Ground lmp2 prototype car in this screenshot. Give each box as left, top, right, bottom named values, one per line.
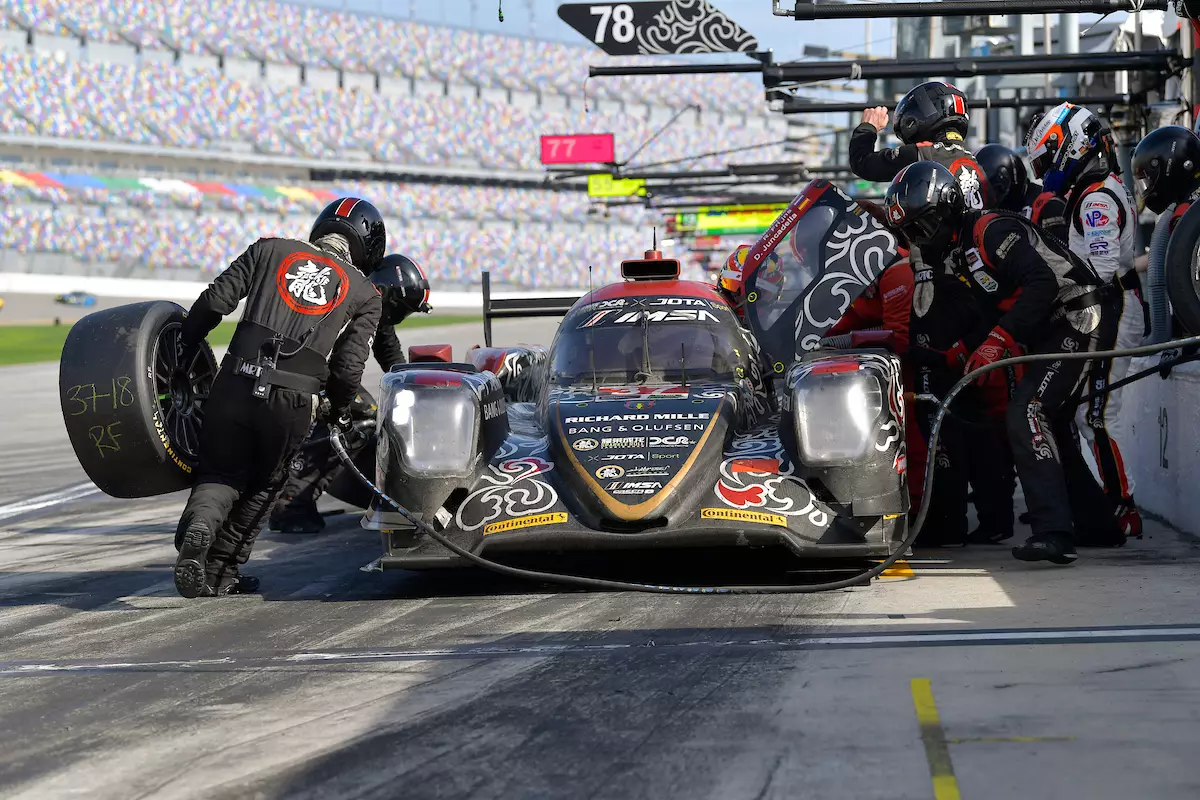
left=363, top=180, right=911, bottom=569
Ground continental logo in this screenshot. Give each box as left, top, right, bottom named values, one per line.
left=701, top=508, right=786, bottom=527
left=483, top=512, right=568, bottom=536
left=152, top=410, right=192, bottom=474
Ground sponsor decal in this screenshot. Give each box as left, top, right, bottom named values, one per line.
left=153, top=411, right=192, bottom=474
left=995, top=233, right=1020, bottom=259
left=1084, top=210, right=1110, bottom=227
left=602, top=436, right=646, bottom=448
left=652, top=452, right=683, bottom=460
left=578, top=309, right=615, bottom=328
left=1089, top=240, right=1109, bottom=253
left=606, top=480, right=662, bottom=496
left=483, top=399, right=504, bottom=420
left=973, top=271, right=1000, bottom=293
left=646, top=297, right=708, bottom=306
left=625, top=400, right=655, bottom=410
left=483, top=512, right=568, bottom=536
left=915, top=268, right=933, bottom=283
left=564, top=413, right=708, bottom=424
left=609, top=309, right=721, bottom=324
left=625, top=466, right=671, bottom=478
left=568, top=426, right=612, bottom=435
left=649, top=435, right=691, bottom=447
left=964, top=248, right=986, bottom=272
left=621, top=423, right=707, bottom=432
left=596, top=464, right=625, bottom=480
left=573, top=438, right=598, bottom=451
left=595, top=453, right=645, bottom=462
left=883, top=284, right=908, bottom=301
left=701, top=508, right=787, bottom=527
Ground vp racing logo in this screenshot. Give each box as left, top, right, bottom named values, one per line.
left=276, top=251, right=349, bottom=315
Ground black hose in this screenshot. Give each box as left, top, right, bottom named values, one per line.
left=331, top=334, right=1200, bottom=594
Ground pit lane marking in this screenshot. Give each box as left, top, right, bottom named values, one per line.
left=3, top=624, right=1200, bottom=675
left=0, top=482, right=101, bottom=522
left=911, top=679, right=962, bottom=800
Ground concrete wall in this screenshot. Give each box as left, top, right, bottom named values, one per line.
left=306, top=66, right=339, bottom=90
left=32, top=33, right=80, bottom=58
left=1122, top=358, right=1200, bottom=536
left=86, top=41, right=137, bottom=65
left=343, top=70, right=376, bottom=93
left=224, top=56, right=261, bottom=82
left=379, top=75, right=412, bottom=96
left=140, top=48, right=175, bottom=66
left=179, top=52, right=219, bottom=72
left=0, top=28, right=26, bottom=51
left=265, top=61, right=302, bottom=87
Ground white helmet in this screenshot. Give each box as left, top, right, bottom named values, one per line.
left=1024, top=102, right=1111, bottom=194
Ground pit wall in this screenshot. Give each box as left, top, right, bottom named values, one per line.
left=0, top=272, right=578, bottom=309
left=1121, top=358, right=1200, bottom=537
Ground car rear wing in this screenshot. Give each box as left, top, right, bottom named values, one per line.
left=481, top=270, right=583, bottom=347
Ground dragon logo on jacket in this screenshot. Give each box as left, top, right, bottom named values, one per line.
left=455, top=438, right=560, bottom=531
left=797, top=212, right=898, bottom=351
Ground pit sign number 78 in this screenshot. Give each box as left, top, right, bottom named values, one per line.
left=590, top=4, right=635, bottom=43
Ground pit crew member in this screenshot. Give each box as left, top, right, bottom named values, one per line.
left=885, top=161, right=1123, bottom=564
left=270, top=253, right=431, bottom=533
left=172, top=197, right=385, bottom=597
left=1026, top=102, right=1144, bottom=538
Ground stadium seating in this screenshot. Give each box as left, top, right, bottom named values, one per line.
left=0, top=0, right=784, bottom=288
left=0, top=0, right=766, bottom=111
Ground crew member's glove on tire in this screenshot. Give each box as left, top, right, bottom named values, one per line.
left=965, top=326, right=1022, bottom=386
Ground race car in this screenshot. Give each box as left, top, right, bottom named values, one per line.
left=55, top=291, right=96, bottom=307
left=363, top=181, right=912, bottom=569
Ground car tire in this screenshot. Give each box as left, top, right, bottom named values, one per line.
left=1165, top=201, right=1200, bottom=336
left=59, top=301, right=218, bottom=498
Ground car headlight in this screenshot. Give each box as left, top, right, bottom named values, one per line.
left=381, top=374, right=479, bottom=476
left=792, top=366, right=883, bottom=464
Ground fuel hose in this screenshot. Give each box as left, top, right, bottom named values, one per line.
left=331, top=334, right=1200, bottom=594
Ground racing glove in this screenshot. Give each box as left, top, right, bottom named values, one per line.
left=964, top=327, right=1022, bottom=386
left=909, top=340, right=968, bottom=370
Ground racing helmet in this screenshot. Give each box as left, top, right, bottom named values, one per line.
left=893, top=81, right=970, bottom=145
left=310, top=197, right=387, bottom=274
left=370, top=253, right=432, bottom=326
left=1024, top=102, right=1110, bottom=194
left=1131, top=125, right=1200, bottom=214
left=718, top=244, right=753, bottom=317
left=882, top=161, right=966, bottom=251
left=975, top=143, right=1029, bottom=210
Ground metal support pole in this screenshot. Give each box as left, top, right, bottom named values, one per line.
left=1061, top=13, right=1080, bottom=94
left=1044, top=14, right=1055, bottom=97
left=786, top=1, right=1168, bottom=20
left=481, top=270, right=493, bottom=347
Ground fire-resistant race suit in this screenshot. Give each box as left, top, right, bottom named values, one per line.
left=174, top=236, right=382, bottom=594
left=1065, top=173, right=1144, bottom=525
left=853, top=134, right=990, bottom=546
left=947, top=211, right=1124, bottom=556
left=1022, top=184, right=1070, bottom=244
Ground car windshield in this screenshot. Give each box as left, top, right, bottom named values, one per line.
left=550, top=297, right=744, bottom=386
left=748, top=204, right=837, bottom=332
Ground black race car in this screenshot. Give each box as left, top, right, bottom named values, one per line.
left=363, top=181, right=911, bottom=568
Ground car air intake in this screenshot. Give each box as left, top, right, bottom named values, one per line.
left=621, top=249, right=681, bottom=281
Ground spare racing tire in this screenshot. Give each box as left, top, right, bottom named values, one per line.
left=59, top=301, right=217, bottom=498
left=1165, top=200, right=1200, bottom=336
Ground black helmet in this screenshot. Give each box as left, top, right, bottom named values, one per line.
left=1131, top=126, right=1200, bottom=214
left=883, top=161, right=966, bottom=250
left=975, top=143, right=1028, bottom=210
left=370, top=253, right=431, bottom=325
left=893, top=81, right=970, bottom=145
left=310, top=197, right=387, bottom=273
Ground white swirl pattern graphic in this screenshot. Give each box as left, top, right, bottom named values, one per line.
left=636, top=0, right=758, bottom=55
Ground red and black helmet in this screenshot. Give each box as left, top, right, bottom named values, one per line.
left=370, top=253, right=431, bottom=325
left=310, top=197, right=387, bottom=273
left=894, top=81, right=970, bottom=145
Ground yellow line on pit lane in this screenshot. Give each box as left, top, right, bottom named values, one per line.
left=911, top=678, right=963, bottom=800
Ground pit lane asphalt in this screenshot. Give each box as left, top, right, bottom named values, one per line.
left=2, top=318, right=1199, bottom=800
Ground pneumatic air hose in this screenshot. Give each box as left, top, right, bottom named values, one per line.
left=332, top=334, right=1200, bottom=594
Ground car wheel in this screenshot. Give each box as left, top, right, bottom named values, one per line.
left=59, top=301, right=218, bottom=498
left=1166, top=201, right=1200, bottom=336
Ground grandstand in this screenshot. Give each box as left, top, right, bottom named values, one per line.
left=0, top=0, right=820, bottom=290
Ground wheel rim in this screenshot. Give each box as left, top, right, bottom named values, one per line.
left=153, top=322, right=216, bottom=460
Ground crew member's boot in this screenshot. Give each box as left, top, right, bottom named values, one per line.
left=1012, top=532, right=1077, bottom=565
left=174, top=518, right=214, bottom=598
left=276, top=495, right=325, bottom=534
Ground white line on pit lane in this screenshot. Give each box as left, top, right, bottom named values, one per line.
left=5, top=625, right=1200, bottom=674
left=0, top=482, right=101, bottom=522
